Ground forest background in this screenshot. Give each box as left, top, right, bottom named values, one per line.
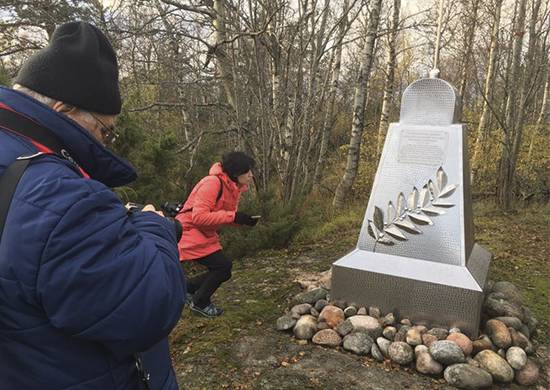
left=0, top=0, right=548, bottom=259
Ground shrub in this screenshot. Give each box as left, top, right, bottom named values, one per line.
left=220, top=189, right=302, bottom=259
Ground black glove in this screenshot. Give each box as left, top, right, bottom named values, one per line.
left=234, top=211, right=258, bottom=226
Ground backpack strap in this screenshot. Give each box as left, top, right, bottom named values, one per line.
left=0, top=106, right=76, bottom=241
left=181, top=176, right=224, bottom=214
left=0, top=107, right=64, bottom=154
left=215, top=176, right=224, bottom=202
left=0, top=107, right=88, bottom=177
left=0, top=157, right=33, bottom=240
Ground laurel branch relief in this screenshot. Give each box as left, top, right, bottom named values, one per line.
left=367, top=167, right=458, bottom=246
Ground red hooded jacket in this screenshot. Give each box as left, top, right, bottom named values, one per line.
left=176, top=162, right=247, bottom=260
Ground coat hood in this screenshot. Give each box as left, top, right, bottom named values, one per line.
left=209, top=162, right=224, bottom=176
left=0, top=86, right=136, bottom=187
left=209, top=162, right=248, bottom=193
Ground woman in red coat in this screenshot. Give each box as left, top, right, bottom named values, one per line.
left=176, top=152, right=258, bottom=317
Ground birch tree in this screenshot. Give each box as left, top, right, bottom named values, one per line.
left=497, top=0, right=527, bottom=209
left=471, top=0, right=503, bottom=181
left=333, top=0, right=382, bottom=208
left=457, top=0, right=480, bottom=116
left=528, top=75, right=549, bottom=160
left=313, top=0, right=351, bottom=188
left=376, top=0, right=400, bottom=156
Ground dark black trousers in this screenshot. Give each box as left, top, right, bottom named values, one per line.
left=185, top=250, right=232, bottom=308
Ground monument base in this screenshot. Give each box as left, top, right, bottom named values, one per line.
left=331, top=244, right=491, bottom=337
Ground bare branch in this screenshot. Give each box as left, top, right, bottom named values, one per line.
left=159, top=0, right=216, bottom=18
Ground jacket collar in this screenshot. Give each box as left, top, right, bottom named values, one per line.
left=0, top=86, right=136, bottom=187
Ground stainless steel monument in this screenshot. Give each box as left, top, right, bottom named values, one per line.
left=331, top=77, right=492, bottom=337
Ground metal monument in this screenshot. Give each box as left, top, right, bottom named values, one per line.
left=331, top=76, right=492, bottom=336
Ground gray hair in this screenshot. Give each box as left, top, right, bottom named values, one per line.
left=13, top=84, right=56, bottom=107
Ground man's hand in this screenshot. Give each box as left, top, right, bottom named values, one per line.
left=125, top=203, right=165, bottom=217
left=142, top=204, right=165, bottom=217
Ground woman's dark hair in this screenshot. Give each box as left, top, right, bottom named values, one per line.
left=221, top=151, right=255, bottom=181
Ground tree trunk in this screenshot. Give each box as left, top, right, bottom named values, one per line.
left=496, top=0, right=527, bottom=210
left=471, top=0, right=502, bottom=182
left=312, top=0, right=350, bottom=188
left=213, top=0, right=237, bottom=114
left=376, top=0, right=401, bottom=156
left=510, top=0, right=542, bottom=167
left=290, top=0, right=330, bottom=199
left=457, top=0, right=480, bottom=116
left=528, top=75, right=549, bottom=160
left=333, top=0, right=382, bottom=208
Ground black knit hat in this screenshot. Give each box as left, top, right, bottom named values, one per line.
left=15, top=21, right=121, bottom=115
left=221, top=151, right=255, bottom=180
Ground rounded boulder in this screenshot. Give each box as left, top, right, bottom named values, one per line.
left=429, top=340, right=466, bottom=365
left=293, top=315, right=318, bottom=340
left=416, top=352, right=443, bottom=375
left=444, top=363, right=493, bottom=389
left=312, top=329, right=342, bottom=347
left=514, top=358, right=540, bottom=386
left=447, top=332, right=473, bottom=356
left=474, top=349, right=514, bottom=383
left=388, top=341, right=414, bottom=365
left=486, top=319, right=512, bottom=349
left=343, top=332, right=373, bottom=355
left=348, top=315, right=382, bottom=338
left=318, top=305, right=345, bottom=329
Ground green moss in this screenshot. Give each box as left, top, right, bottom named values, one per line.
left=172, top=258, right=295, bottom=362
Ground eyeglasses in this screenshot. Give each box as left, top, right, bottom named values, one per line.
left=89, top=112, right=119, bottom=145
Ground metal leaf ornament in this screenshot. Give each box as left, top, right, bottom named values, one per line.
left=368, top=167, right=457, bottom=246
left=407, top=187, right=418, bottom=210
left=396, top=192, right=406, bottom=215
left=437, top=167, right=447, bottom=189
left=367, top=206, right=396, bottom=245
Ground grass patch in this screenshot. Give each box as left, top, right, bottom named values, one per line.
left=474, top=201, right=550, bottom=343
left=290, top=199, right=363, bottom=252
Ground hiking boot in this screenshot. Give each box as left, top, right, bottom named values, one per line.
left=185, top=293, right=194, bottom=305
left=189, top=302, right=224, bottom=318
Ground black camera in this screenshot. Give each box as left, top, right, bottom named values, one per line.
left=161, top=202, right=183, bottom=218
left=125, top=202, right=182, bottom=218
left=125, top=202, right=145, bottom=213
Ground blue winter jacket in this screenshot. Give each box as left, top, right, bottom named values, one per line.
left=0, top=87, right=186, bottom=390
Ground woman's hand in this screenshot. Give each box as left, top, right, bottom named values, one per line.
left=234, top=212, right=258, bottom=226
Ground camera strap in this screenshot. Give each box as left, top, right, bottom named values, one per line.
left=133, top=353, right=152, bottom=390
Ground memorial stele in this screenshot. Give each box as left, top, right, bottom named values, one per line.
left=331, top=76, right=492, bottom=337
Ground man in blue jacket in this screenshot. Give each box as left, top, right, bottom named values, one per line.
left=0, top=22, right=186, bottom=389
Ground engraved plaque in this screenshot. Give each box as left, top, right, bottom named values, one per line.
left=331, top=77, right=492, bottom=336
left=397, top=129, right=449, bottom=166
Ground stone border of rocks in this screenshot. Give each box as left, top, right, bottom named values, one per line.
left=277, top=277, right=541, bottom=389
